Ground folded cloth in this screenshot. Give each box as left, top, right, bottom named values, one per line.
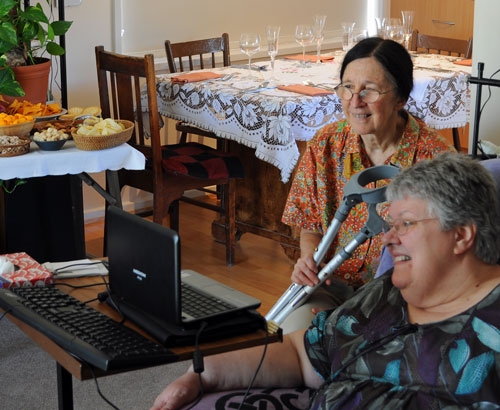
left=278, top=84, right=334, bottom=96
left=454, top=59, right=472, bottom=66
left=284, top=54, right=335, bottom=63
left=170, top=72, right=222, bottom=83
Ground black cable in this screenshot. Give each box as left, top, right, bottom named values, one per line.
left=185, top=321, right=208, bottom=410
left=87, top=366, right=121, bottom=409
left=236, top=316, right=270, bottom=410
left=478, top=67, right=500, bottom=125
left=0, top=308, right=12, bottom=321
left=53, top=261, right=108, bottom=274
left=53, top=281, right=107, bottom=289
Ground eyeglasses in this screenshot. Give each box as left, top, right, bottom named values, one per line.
left=334, top=84, right=395, bottom=103
left=382, top=218, right=438, bottom=235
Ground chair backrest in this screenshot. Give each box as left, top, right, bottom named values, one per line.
left=165, top=33, right=230, bottom=73
left=410, top=30, right=473, bottom=58
left=95, top=45, right=163, bottom=184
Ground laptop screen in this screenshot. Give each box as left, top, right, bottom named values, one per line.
left=106, top=206, right=181, bottom=325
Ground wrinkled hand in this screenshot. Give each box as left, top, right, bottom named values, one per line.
left=150, top=372, right=200, bottom=410
left=291, top=254, right=331, bottom=287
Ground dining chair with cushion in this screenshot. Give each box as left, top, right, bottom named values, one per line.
left=409, top=30, right=473, bottom=151
left=164, top=33, right=239, bottom=249
left=95, top=45, right=243, bottom=265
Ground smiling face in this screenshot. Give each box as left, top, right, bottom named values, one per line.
left=340, top=57, right=406, bottom=138
left=381, top=196, right=459, bottom=308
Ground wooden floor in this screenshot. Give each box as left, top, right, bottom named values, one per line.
left=84, top=200, right=294, bottom=315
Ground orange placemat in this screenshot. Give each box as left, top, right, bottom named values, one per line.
left=278, top=84, right=334, bottom=96
left=171, top=72, right=223, bottom=83
left=285, top=54, right=335, bottom=63
left=454, top=59, right=472, bottom=66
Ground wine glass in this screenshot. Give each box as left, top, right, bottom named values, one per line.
left=240, top=33, right=261, bottom=78
left=266, top=25, right=280, bottom=81
left=385, top=19, right=404, bottom=44
left=341, top=22, right=356, bottom=51
left=401, top=10, right=414, bottom=49
left=295, top=24, right=313, bottom=64
left=312, top=15, right=327, bottom=63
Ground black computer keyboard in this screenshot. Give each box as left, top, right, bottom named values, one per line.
left=181, top=282, right=234, bottom=320
left=0, top=286, right=178, bottom=371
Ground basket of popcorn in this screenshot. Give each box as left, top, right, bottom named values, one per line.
left=72, top=117, right=134, bottom=151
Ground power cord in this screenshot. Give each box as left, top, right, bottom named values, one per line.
left=0, top=308, right=12, bottom=321
left=236, top=315, right=269, bottom=410
left=478, top=67, right=500, bottom=126
left=185, top=321, right=208, bottom=410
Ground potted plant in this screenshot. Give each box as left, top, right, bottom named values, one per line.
left=0, top=0, right=72, bottom=102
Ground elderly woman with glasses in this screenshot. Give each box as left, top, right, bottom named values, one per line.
left=152, top=153, right=500, bottom=410
left=280, top=37, right=456, bottom=333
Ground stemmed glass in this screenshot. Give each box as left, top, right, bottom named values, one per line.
left=266, top=25, right=280, bottom=81
left=312, top=15, right=327, bottom=63
left=385, top=18, right=404, bottom=44
left=295, top=24, right=313, bottom=64
left=401, top=10, right=414, bottom=49
left=240, top=33, right=261, bottom=78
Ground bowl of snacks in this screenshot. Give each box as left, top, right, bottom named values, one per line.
left=0, top=113, right=35, bottom=137
left=32, top=127, right=70, bottom=151
left=0, top=135, right=31, bottom=157
left=72, top=117, right=134, bottom=151
left=7, top=99, right=65, bottom=122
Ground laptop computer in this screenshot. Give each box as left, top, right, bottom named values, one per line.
left=105, top=206, right=262, bottom=345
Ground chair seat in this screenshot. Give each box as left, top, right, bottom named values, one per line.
left=160, top=142, right=244, bottom=180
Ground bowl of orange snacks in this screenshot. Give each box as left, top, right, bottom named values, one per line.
left=6, top=99, right=65, bottom=122
left=0, top=113, right=35, bottom=137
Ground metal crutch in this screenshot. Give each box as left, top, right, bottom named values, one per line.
left=266, top=164, right=399, bottom=326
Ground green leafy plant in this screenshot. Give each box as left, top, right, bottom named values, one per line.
left=0, top=0, right=72, bottom=97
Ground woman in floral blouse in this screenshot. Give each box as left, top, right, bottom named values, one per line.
left=151, top=153, right=500, bottom=410
left=281, top=37, right=455, bottom=333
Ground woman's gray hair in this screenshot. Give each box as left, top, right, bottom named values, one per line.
left=386, top=153, right=500, bottom=265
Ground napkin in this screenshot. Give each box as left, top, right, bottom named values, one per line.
left=170, top=72, right=222, bottom=83
left=278, top=84, right=334, bottom=96
left=454, top=59, right=472, bottom=66
left=0, top=257, right=15, bottom=274
left=284, top=54, right=335, bottom=63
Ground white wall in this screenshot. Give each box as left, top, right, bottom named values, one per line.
left=469, top=0, right=500, bottom=150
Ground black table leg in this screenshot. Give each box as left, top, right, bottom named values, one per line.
left=56, top=363, right=74, bottom=410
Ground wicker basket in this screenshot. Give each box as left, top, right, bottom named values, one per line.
left=0, top=136, right=31, bottom=157
left=0, top=120, right=35, bottom=137
left=71, top=119, right=134, bottom=151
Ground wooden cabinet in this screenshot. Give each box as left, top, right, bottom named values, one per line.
left=391, top=0, right=474, bottom=40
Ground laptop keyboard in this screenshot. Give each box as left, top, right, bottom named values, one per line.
left=0, top=286, right=177, bottom=371
left=181, top=282, right=235, bottom=320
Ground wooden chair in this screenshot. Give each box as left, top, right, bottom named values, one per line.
left=95, top=45, right=243, bottom=265
left=165, top=33, right=230, bottom=146
left=410, top=30, right=473, bottom=151
left=164, top=34, right=236, bottom=241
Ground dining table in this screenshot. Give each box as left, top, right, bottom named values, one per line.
left=152, top=51, right=472, bottom=260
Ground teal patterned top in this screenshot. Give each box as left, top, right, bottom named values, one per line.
left=305, top=270, right=500, bottom=409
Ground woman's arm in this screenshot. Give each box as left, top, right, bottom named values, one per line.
left=291, top=229, right=333, bottom=287
left=150, top=329, right=322, bottom=410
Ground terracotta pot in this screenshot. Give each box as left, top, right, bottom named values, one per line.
left=4, top=58, right=51, bottom=105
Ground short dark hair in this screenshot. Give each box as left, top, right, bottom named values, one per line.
left=340, top=37, right=413, bottom=102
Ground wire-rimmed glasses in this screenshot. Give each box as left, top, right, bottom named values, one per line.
left=334, top=84, right=395, bottom=103
left=382, top=218, right=438, bottom=235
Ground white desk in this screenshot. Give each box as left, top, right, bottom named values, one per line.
left=0, top=141, right=145, bottom=259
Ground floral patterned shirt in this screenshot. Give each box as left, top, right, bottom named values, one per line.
left=282, top=113, right=454, bottom=286
left=305, top=271, right=500, bottom=409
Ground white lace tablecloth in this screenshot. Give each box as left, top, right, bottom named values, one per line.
left=154, top=52, right=471, bottom=183
left=0, top=141, right=145, bottom=180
